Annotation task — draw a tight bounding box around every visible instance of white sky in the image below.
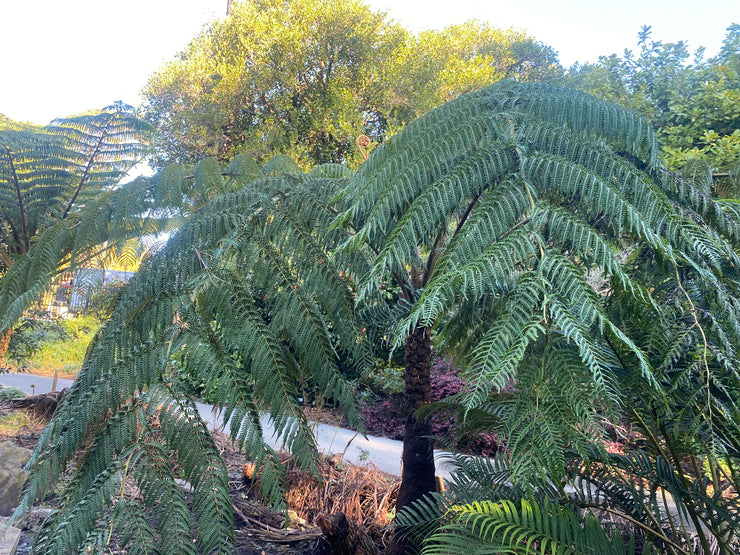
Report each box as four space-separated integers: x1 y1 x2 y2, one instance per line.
1 0 737 126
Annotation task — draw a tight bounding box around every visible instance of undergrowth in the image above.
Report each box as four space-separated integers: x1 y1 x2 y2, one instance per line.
2 314 100 377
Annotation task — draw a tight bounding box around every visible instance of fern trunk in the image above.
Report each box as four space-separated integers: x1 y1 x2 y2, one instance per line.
396 325 436 511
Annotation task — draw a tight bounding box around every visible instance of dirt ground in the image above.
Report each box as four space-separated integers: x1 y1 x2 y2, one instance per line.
0 405 398 554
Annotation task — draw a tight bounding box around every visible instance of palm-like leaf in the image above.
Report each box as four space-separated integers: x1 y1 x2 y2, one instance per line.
0 107 158 331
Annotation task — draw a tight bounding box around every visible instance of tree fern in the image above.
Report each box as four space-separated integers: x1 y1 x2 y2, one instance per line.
336 79 740 541
0 106 158 335
17 162 372 552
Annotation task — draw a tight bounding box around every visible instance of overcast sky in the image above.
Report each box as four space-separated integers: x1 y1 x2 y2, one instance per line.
1 0 737 125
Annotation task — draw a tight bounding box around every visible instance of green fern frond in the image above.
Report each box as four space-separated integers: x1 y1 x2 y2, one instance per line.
263 153 302 176
0 218 76 329
226 152 264 186
404 229 540 337
423 498 635 555
460 272 546 402
195 157 226 200
308 162 354 179
503 81 660 168
19 169 370 551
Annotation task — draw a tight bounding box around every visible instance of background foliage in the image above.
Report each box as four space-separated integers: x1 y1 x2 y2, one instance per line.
568 24 740 179
141 0 561 168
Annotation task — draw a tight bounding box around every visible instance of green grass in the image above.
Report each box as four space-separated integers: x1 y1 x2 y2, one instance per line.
3 315 100 378
0 412 33 435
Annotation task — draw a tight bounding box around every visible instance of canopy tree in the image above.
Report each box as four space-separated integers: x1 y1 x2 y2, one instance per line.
0 105 160 359
568 24 740 187
142 0 408 167
140 0 562 168
390 20 561 124
17 82 740 553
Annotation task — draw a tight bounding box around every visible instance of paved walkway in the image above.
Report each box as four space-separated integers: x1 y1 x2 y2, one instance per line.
1 372 455 478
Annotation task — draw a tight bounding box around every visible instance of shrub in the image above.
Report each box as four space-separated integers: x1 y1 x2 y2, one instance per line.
0 386 27 401
3 314 99 374
5 315 68 365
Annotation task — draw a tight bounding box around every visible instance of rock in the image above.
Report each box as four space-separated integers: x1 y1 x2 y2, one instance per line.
0 442 31 517
0 520 21 555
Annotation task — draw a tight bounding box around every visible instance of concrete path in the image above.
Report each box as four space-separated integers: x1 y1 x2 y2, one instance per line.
0 373 74 396
1 372 454 479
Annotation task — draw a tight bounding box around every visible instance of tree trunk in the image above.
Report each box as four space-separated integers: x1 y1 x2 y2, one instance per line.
0 329 11 366
390 326 435 553
317 512 378 555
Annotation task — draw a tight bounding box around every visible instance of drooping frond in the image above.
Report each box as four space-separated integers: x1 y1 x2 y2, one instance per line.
18 166 372 552
47 109 153 211
395 451 641 555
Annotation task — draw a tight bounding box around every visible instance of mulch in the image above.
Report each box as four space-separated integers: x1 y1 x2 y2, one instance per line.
1 400 399 554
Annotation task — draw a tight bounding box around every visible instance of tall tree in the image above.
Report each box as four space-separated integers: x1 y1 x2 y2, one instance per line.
18 82 740 553
140 0 562 168
141 0 408 167
387 20 561 127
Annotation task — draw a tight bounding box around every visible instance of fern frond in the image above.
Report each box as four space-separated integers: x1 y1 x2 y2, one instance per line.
423 498 635 555
20 170 370 551
226 152 264 187
262 153 302 176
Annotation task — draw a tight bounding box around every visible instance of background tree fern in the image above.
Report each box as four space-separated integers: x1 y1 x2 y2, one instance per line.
0 105 159 350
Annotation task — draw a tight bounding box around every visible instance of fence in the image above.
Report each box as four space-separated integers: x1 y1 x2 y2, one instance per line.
39 269 133 318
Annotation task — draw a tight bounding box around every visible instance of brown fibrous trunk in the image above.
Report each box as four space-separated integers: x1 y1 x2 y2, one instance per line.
389 326 436 554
